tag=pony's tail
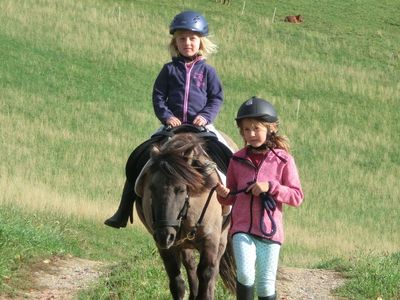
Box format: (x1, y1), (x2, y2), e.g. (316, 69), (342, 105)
(219, 237), (237, 294)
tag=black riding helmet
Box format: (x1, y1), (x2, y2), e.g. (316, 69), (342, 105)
(236, 97), (287, 162)
(235, 96), (278, 126)
(169, 10), (209, 36)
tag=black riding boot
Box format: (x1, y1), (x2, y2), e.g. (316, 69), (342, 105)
(258, 292), (277, 300)
(236, 280), (254, 300)
(104, 180), (135, 229)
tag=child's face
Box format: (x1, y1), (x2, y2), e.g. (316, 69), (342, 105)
(175, 31), (201, 58)
(241, 119), (268, 148)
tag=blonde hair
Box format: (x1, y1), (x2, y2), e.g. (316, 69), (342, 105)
(169, 31), (218, 58)
(238, 118), (291, 152)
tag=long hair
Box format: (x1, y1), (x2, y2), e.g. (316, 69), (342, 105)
(169, 31), (218, 58)
(238, 118), (291, 152)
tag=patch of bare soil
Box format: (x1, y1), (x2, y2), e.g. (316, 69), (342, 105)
(0, 256), (104, 300)
(277, 266), (346, 299)
(0, 257), (346, 299)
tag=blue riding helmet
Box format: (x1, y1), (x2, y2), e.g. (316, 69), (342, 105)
(169, 10), (209, 36)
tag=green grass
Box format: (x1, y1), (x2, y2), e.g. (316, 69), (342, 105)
(317, 252), (400, 299)
(1, 0), (399, 298)
(0, 205), (81, 294)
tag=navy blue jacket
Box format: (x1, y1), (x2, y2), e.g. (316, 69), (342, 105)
(152, 56), (223, 125)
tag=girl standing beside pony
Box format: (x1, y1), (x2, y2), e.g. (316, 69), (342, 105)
(216, 96), (304, 300)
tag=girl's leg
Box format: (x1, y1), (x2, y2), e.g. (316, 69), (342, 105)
(232, 233), (257, 286)
(255, 239), (280, 297)
(232, 233), (257, 299)
(104, 179), (135, 228)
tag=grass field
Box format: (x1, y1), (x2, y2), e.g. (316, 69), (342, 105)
(1, 0), (399, 298)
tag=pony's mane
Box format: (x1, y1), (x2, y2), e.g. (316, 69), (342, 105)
(149, 133), (216, 194)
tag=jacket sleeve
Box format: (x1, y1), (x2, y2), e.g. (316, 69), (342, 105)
(197, 65), (223, 124)
(268, 155), (304, 207)
(152, 64), (174, 123)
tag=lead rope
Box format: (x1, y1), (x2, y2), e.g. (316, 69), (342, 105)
(176, 181), (277, 244)
(175, 160), (219, 244)
(259, 193), (277, 237)
(228, 181), (277, 237)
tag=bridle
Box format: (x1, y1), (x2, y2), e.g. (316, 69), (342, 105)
(152, 194), (191, 230)
(151, 186), (219, 246)
(151, 159), (220, 246)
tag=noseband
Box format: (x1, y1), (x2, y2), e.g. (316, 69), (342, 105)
(152, 194), (190, 230)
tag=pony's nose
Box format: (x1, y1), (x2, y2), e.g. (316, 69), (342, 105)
(154, 227), (176, 249)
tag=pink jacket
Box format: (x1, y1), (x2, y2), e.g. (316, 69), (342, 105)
(217, 147), (304, 244)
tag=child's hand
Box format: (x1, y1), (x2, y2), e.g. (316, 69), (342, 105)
(215, 182), (230, 198)
(166, 117), (182, 127)
(193, 115), (207, 127)
(246, 182), (270, 196)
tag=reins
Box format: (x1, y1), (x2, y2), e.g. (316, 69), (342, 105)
(182, 185), (218, 242)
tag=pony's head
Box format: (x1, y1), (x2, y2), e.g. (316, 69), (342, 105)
(147, 133), (217, 249)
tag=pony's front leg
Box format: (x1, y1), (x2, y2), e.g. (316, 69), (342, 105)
(181, 248), (199, 300)
(196, 244), (220, 300)
(158, 248), (186, 300)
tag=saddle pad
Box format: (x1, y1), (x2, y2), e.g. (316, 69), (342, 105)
(134, 159), (152, 198)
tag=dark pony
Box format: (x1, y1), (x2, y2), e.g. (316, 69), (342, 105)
(135, 132), (236, 300)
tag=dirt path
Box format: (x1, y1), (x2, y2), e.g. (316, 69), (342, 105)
(277, 267), (346, 299)
(0, 256), (346, 299)
(0, 256), (104, 300)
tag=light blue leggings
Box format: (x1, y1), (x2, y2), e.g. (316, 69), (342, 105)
(232, 233), (281, 297)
